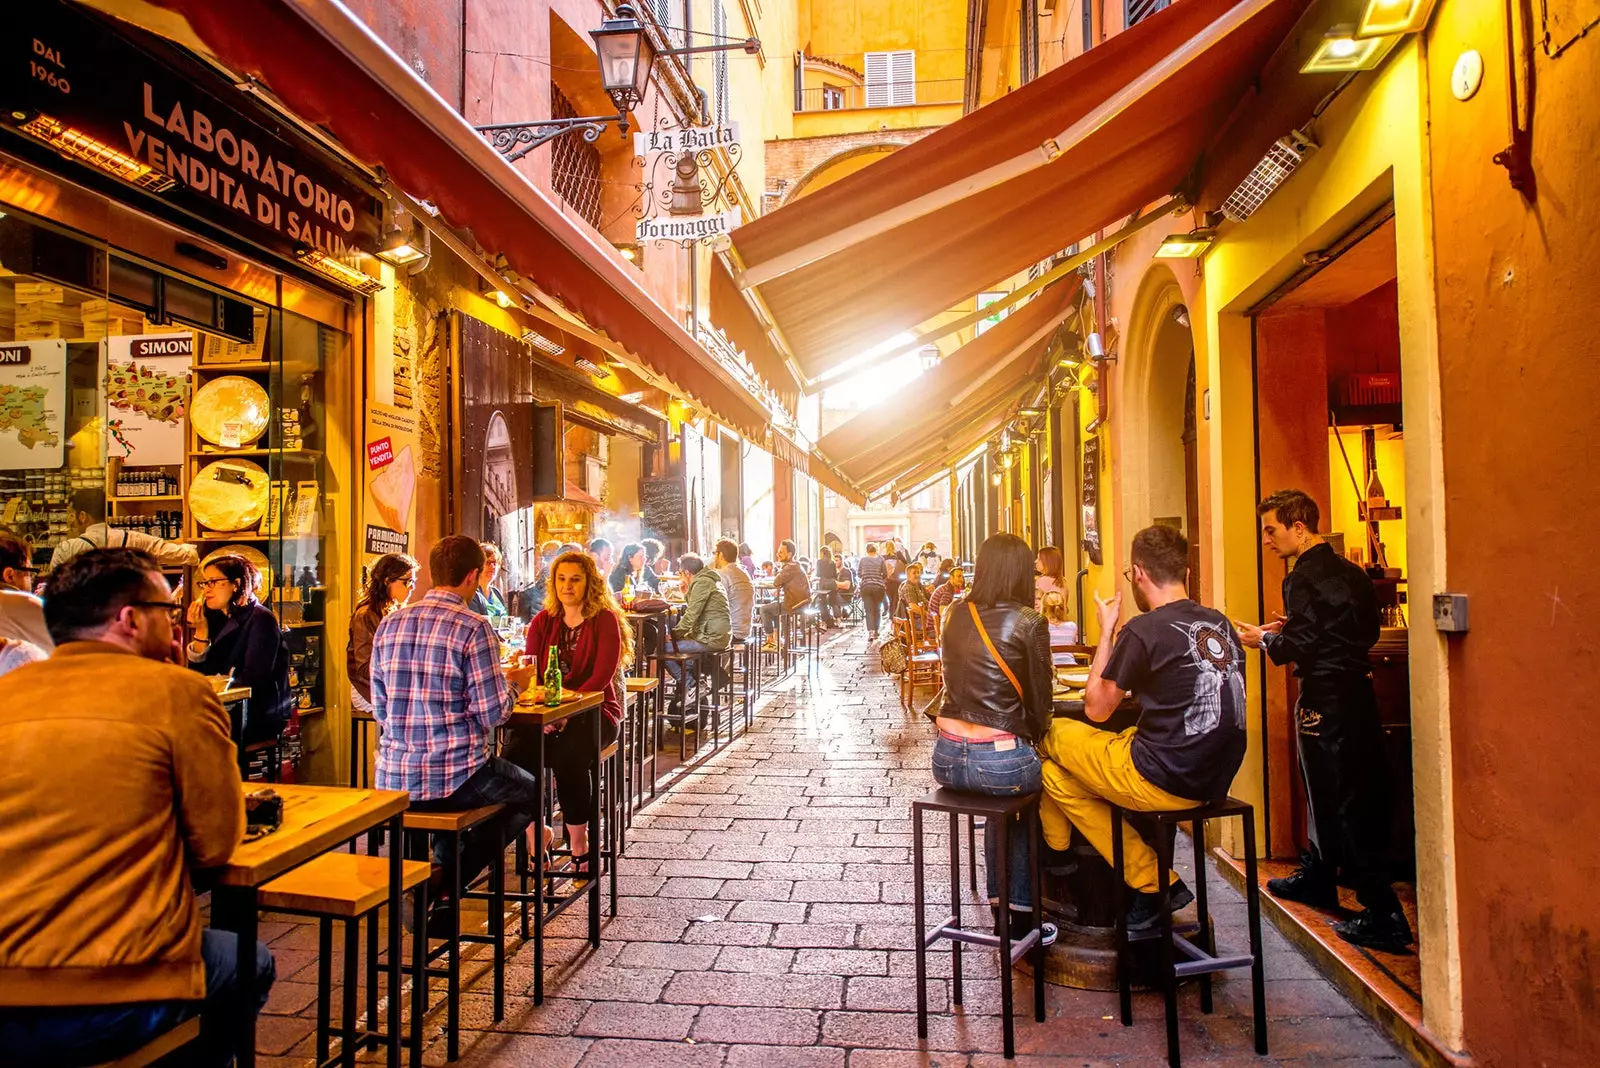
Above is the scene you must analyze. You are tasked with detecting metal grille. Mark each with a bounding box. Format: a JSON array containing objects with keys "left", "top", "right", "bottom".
[
  {"left": 550, "top": 83, "right": 604, "bottom": 230},
  {"left": 1221, "top": 135, "right": 1312, "bottom": 222},
  {"left": 1125, "top": 0, "right": 1170, "bottom": 26}
]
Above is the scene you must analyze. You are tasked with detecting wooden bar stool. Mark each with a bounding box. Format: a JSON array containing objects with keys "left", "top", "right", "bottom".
[
  {"left": 90, "top": 1018, "right": 200, "bottom": 1068},
  {"left": 258, "top": 853, "right": 430, "bottom": 1068},
  {"left": 349, "top": 709, "right": 376, "bottom": 788},
  {"left": 911, "top": 786, "right": 1046, "bottom": 1060},
  {"left": 599, "top": 735, "right": 623, "bottom": 916},
  {"left": 1110, "top": 797, "right": 1268, "bottom": 1068},
  {"left": 625, "top": 676, "right": 661, "bottom": 803},
  {"left": 402, "top": 805, "right": 507, "bottom": 1062}
]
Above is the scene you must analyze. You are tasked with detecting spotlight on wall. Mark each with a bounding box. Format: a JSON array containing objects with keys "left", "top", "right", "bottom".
[
  {"left": 1301, "top": 25, "right": 1396, "bottom": 74},
  {"left": 1085, "top": 332, "right": 1106, "bottom": 360},
  {"left": 1154, "top": 229, "right": 1216, "bottom": 259},
  {"left": 1356, "top": 0, "right": 1440, "bottom": 36},
  {"left": 1172, "top": 305, "right": 1191, "bottom": 329}
]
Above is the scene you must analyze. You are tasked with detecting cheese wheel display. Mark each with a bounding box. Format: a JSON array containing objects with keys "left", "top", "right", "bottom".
[
  {"left": 201, "top": 544, "right": 272, "bottom": 597},
  {"left": 189, "top": 458, "right": 269, "bottom": 531},
  {"left": 191, "top": 375, "right": 271, "bottom": 447}
]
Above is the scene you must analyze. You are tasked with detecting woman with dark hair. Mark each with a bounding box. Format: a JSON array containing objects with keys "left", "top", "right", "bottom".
[
  {"left": 518, "top": 551, "right": 634, "bottom": 873},
  {"left": 468, "top": 542, "right": 508, "bottom": 620},
  {"left": 609, "top": 542, "right": 657, "bottom": 595},
  {"left": 935, "top": 532, "right": 1057, "bottom": 944},
  {"left": 737, "top": 543, "right": 756, "bottom": 578},
  {"left": 348, "top": 553, "right": 419, "bottom": 714},
  {"left": 1035, "top": 545, "right": 1068, "bottom": 611},
  {"left": 642, "top": 538, "right": 670, "bottom": 580},
  {"left": 186, "top": 554, "right": 291, "bottom": 744}
]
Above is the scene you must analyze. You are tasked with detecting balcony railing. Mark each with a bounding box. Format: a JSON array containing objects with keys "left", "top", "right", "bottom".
[{"left": 795, "top": 79, "right": 963, "bottom": 113}]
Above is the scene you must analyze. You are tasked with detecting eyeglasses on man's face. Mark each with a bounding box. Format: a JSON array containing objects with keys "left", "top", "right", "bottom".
[{"left": 129, "top": 600, "right": 183, "bottom": 622}]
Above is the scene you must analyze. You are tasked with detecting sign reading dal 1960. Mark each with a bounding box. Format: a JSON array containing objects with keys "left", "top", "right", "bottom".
[{"left": 4, "top": 1, "right": 381, "bottom": 261}]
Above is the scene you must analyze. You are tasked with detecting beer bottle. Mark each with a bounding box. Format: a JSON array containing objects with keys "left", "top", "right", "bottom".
[{"left": 544, "top": 643, "right": 563, "bottom": 707}]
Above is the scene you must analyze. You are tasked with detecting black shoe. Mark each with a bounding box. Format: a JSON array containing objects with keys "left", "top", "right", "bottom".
[
  {"left": 1267, "top": 861, "right": 1339, "bottom": 909},
  {"left": 1332, "top": 908, "right": 1413, "bottom": 953},
  {"left": 1126, "top": 877, "right": 1196, "bottom": 932},
  {"left": 1041, "top": 844, "right": 1078, "bottom": 877},
  {"left": 424, "top": 901, "right": 459, "bottom": 939}
]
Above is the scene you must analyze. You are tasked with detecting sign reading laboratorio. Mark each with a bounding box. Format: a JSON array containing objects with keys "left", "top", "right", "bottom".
[
  {"left": 633, "top": 122, "right": 739, "bottom": 157},
  {"left": 4, "top": 2, "right": 382, "bottom": 261},
  {"left": 636, "top": 210, "right": 743, "bottom": 244},
  {"left": 363, "top": 402, "right": 418, "bottom": 559},
  {"left": 0, "top": 340, "right": 65, "bottom": 470},
  {"left": 105, "top": 333, "right": 193, "bottom": 466}
]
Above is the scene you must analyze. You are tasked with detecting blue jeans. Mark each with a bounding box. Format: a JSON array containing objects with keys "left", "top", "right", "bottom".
[
  {"left": 931, "top": 734, "right": 1042, "bottom": 908},
  {"left": 410, "top": 757, "right": 542, "bottom": 892},
  {"left": 0, "top": 928, "right": 275, "bottom": 1068},
  {"left": 861, "top": 587, "right": 885, "bottom": 635}
]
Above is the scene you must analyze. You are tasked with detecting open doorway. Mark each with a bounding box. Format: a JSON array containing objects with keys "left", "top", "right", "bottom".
[{"left": 1250, "top": 211, "right": 1420, "bottom": 1018}]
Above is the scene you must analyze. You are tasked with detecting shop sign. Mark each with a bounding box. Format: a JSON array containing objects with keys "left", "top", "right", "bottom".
[
  {"left": 635, "top": 209, "right": 742, "bottom": 245},
  {"left": 633, "top": 122, "right": 739, "bottom": 157},
  {"left": 4, "top": 2, "right": 382, "bottom": 262}
]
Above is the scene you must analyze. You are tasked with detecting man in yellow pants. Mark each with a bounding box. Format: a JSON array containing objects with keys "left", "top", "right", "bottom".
[{"left": 1039, "top": 525, "right": 1248, "bottom": 930}]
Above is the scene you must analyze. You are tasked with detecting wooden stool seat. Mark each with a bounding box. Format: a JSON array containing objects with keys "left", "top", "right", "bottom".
[
  {"left": 259, "top": 853, "right": 430, "bottom": 918},
  {"left": 403, "top": 804, "right": 502, "bottom": 834},
  {"left": 625, "top": 676, "right": 660, "bottom": 693},
  {"left": 600, "top": 741, "right": 620, "bottom": 762},
  {"left": 351, "top": 707, "right": 376, "bottom": 722},
  {"left": 91, "top": 1017, "right": 199, "bottom": 1068}
]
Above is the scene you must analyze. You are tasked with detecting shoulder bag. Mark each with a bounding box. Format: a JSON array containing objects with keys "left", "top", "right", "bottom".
[{"left": 968, "top": 602, "right": 1025, "bottom": 704}]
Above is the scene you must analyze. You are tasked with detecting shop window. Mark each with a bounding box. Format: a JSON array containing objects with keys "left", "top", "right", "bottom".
[
  {"left": 550, "top": 83, "right": 605, "bottom": 231},
  {"left": 864, "top": 51, "right": 915, "bottom": 107},
  {"left": 1125, "top": 0, "right": 1170, "bottom": 27}
]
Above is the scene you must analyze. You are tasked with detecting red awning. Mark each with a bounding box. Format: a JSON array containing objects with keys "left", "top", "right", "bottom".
[
  {"left": 147, "top": 0, "right": 775, "bottom": 439},
  {"left": 710, "top": 256, "right": 801, "bottom": 411},
  {"left": 729, "top": 0, "right": 1306, "bottom": 381},
  {"left": 817, "top": 277, "right": 1080, "bottom": 489}
]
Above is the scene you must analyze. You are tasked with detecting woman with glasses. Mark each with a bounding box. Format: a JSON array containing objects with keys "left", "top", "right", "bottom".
[
  {"left": 185, "top": 554, "right": 292, "bottom": 744},
  {"left": 348, "top": 553, "right": 419, "bottom": 716}
]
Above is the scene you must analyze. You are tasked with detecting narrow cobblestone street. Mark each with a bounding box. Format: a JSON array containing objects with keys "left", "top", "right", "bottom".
[{"left": 256, "top": 628, "right": 1407, "bottom": 1067}]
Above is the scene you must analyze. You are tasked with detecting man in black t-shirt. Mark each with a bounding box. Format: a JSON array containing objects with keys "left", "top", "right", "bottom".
[{"left": 1038, "top": 525, "right": 1247, "bottom": 930}]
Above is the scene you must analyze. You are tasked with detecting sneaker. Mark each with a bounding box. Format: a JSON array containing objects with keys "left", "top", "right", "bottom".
[
  {"left": 1126, "top": 877, "right": 1196, "bottom": 932},
  {"left": 1332, "top": 908, "right": 1414, "bottom": 953},
  {"left": 1267, "top": 859, "right": 1339, "bottom": 909},
  {"left": 989, "top": 906, "right": 1058, "bottom": 947}
]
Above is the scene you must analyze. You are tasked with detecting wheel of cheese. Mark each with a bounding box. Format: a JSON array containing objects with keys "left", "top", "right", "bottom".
[
  {"left": 191, "top": 376, "right": 271, "bottom": 447},
  {"left": 189, "top": 458, "right": 269, "bottom": 532}
]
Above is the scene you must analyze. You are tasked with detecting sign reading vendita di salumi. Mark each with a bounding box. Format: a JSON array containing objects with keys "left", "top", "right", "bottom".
[{"left": 3, "top": 1, "right": 381, "bottom": 262}]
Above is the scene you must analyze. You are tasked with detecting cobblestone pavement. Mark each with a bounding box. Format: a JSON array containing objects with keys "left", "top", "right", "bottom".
[{"left": 255, "top": 628, "right": 1407, "bottom": 1067}]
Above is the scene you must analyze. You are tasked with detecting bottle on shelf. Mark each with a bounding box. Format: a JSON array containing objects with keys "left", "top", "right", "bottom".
[{"left": 543, "top": 644, "right": 563, "bottom": 708}]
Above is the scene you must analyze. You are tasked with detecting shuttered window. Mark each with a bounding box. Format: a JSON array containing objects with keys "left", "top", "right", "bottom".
[
  {"left": 1125, "top": 0, "right": 1170, "bottom": 27},
  {"left": 864, "top": 50, "right": 915, "bottom": 107},
  {"left": 650, "top": 0, "right": 681, "bottom": 47}
]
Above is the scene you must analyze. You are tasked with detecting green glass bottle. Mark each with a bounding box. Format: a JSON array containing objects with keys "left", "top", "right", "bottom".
[{"left": 544, "top": 643, "right": 563, "bottom": 707}]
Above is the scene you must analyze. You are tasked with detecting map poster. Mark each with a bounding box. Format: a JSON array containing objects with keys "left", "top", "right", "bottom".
[
  {"left": 363, "top": 401, "right": 418, "bottom": 561},
  {"left": 0, "top": 340, "right": 66, "bottom": 470},
  {"left": 105, "top": 334, "right": 194, "bottom": 466}
]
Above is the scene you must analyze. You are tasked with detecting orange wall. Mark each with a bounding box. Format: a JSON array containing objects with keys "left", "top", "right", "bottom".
[{"left": 1426, "top": 1, "right": 1600, "bottom": 1062}]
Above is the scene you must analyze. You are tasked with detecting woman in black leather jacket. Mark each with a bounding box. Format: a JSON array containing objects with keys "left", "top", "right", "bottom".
[{"left": 935, "top": 532, "right": 1056, "bottom": 942}]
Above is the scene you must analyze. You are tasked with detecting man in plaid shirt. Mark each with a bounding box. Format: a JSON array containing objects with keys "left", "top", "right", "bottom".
[{"left": 373, "top": 535, "right": 539, "bottom": 930}]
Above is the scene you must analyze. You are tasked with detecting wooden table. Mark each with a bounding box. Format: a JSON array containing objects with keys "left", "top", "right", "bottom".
[
  {"left": 212, "top": 784, "right": 409, "bottom": 1068},
  {"left": 506, "top": 690, "right": 605, "bottom": 1004}
]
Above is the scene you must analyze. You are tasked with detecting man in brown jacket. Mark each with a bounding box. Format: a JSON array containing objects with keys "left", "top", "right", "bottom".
[{"left": 0, "top": 549, "right": 273, "bottom": 1066}]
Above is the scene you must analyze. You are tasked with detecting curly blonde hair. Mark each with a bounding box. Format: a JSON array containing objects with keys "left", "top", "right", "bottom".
[{"left": 543, "top": 550, "right": 635, "bottom": 666}]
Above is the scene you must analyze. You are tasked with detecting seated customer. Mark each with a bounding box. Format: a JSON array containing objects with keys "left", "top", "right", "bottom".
[
  {"left": 1039, "top": 589, "right": 1081, "bottom": 664},
  {"left": 664, "top": 553, "right": 732, "bottom": 707},
  {"left": 185, "top": 554, "right": 292, "bottom": 745},
  {"left": 518, "top": 551, "right": 632, "bottom": 874},
  {"left": 348, "top": 552, "right": 419, "bottom": 715},
  {"left": 1039, "top": 525, "right": 1247, "bottom": 929},
  {"left": 0, "top": 531, "right": 51, "bottom": 651},
  {"left": 925, "top": 564, "right": 966, "bottom": 634},
  {"left": 713, "top": 539, "right": 754, "bottom": 641},
  {"left": 935, "top": 533, "right": 1056, "bottom": 944},
  {"left": 467, "top": 542, "right": 509, "bottom": 620},
  {"left": 609, "top": 541, "right": 657, "bottom": 596},
  {"left": 373, "top": 535, "right": 541, "bottom": 930},
  {"left": 757, "top": 539, "right": 811, "bottom": 652},
  {"left": 0, "top": 548, "right": 271, "bottom": 1066}
]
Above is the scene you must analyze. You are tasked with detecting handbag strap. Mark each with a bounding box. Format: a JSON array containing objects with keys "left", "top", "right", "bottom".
[{"left": 968, "top": 602, "right": 1024, "bottom": 703}]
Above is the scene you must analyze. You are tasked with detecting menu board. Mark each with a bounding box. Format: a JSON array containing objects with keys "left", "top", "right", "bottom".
[{"left": 640, "top": 476, "right": 687, "bottom": 542}]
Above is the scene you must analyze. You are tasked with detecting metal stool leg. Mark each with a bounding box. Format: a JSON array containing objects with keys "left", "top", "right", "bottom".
[
  {"left": 1194, "top": 816, "right": 1214, "bottom": 1014},
  {"left": 949, "top": 811, "right": 963, "bottom": 1006},
  {"left": 1156, "top": 825, "right": 1180, "bottom": 1067},
  {"left": 409, "top": 881, "right": 427, "bottom": 1068},
  {"left": 1113, "top": 806, "right": 1132, "bottom": 1027},
  {"left": 996, "top": 809, "right": 1015, "bottom": 1060},
  {"left": 968, "top": 815, "right": 978, "bottom": 894},
  {"left": 913, "top": 803, "right": 928, "bottom": 1039},
  {"left": 316, "top": 918, "right": 332, "bottom": 1066},
  {"left": 341, "top": 916, "right": 359, "bottom": 1068},
  {"left": 1030, "top": 804, "right": 1045, "bottom": 1023},
  {"left": 1244, "top": 807, "right": 1268, "bottom": 1055}
]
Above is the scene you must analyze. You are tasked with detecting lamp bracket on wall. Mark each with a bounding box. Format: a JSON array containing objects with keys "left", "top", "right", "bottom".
[{"left": 474, "top": 114, "right": 623, "bottom": 162}]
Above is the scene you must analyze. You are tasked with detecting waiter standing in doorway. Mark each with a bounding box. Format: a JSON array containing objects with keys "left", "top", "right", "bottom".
[{"left": 1236, "top": 488, "right": 1413, "bottom": 953}]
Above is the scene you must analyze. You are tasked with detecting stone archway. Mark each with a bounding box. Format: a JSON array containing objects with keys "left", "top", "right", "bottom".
[
  {"left": 784, "top": 141, "right": 908, "bottom": 205},
  {"left": 1118, "top": 265, "right": 1201, "bottom": 592}
]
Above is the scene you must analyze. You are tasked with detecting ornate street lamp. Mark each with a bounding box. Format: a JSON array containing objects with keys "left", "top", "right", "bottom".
[{"left": 475, "top": 4, "right": 758, "bottom": 162}]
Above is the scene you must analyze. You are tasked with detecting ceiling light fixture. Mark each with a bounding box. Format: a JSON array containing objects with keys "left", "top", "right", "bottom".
[
  {"left": 1154, "top": 228, "right": 1217, "bottom": 259},
  {"left": 1221, "top": 131, "right": 1317, "bottom": 222},
  {"left": 293, "top": 246, "right": 384, "bottom": 295},
  {"left": 1301, "top": 25, "right": 1395, "bottom": 74},
  {"left": 1356, "top": 0, "right": 1440, "bottom": 37},
  {"left": 619, "top": 246, "right": 638, "bottom": 261}
]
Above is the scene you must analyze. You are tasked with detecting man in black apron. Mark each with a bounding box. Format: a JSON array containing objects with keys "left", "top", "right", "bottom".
[{"left": 1236, "top": 489, "right": 1412, "bottom": 953}]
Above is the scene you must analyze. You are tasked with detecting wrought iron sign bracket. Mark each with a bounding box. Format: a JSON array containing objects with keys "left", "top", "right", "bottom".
[{"left": 474, "top": 114, "right": 623, "bottom": 162}]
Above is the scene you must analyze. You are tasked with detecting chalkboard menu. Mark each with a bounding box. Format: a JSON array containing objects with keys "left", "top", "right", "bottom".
[
  {"left": 640, "top": 477, "right": 687, "bottom": 542},
  {"left": 1081, "top": 435, "right": 1102, "bottom": 566}
]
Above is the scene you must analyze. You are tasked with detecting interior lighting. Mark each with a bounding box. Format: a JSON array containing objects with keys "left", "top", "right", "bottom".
[
  {"left": 293, "top": 245, "right": 384, "bottom": 295},
  {"left": 14, "top": 111, "right": 176, "bottom": 193},
  {"left": 1356, "top": 0, "right": 1439, "bottom": 37},
  {"left": 619, "top": 246, "right": 638, "bottom": 261},
  {"left": 1154, "top": 228, "right": 1217, "bottom": 259},
  {"left": 1002, "top": 452, "right": 1015, "bottom": 469},
  {"left": 494, "top": 290, "right": 514, "bottom": 308},
  {"left": 1221, "top": 132, "right": 1316, "bottom": 222},
  {"left": 1301, "top": 26, "right": 1394, "bottom": 74},
  {"left": 375, "top": 240, "right": 424, "bottom": 266},
  {"left": 1016, "top": 408, "right": 1044, "bottom": 418}
]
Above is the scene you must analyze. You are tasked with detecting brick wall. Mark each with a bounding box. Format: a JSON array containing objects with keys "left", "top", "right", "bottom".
[{"left": 763, "top": 128, "right": 940, "bottom": 208}]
